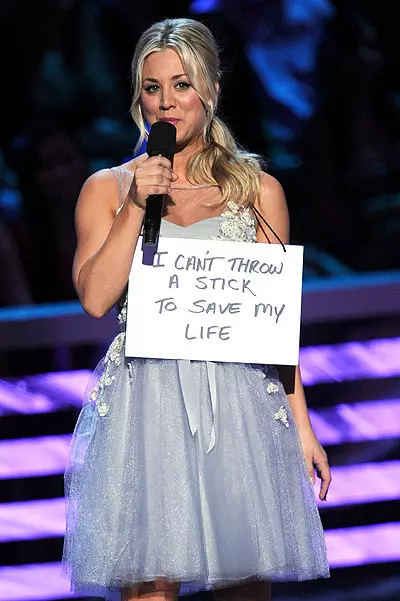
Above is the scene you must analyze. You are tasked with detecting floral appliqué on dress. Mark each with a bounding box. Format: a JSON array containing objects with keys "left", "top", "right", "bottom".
[
  {"left": 213, "top": 200, "right": 257, "bottom": 243},
  {"left": 89, "top": 332, "right": 125, "bottom": 416},
  {"left": 267, "top": 381, "right": 279, "bottom": 394},
  {"left": 274, "top": 406, "right": 289, "bottom": 428},
  {"left": 117, "top": 296, "right": 127, "bottom": 326}
]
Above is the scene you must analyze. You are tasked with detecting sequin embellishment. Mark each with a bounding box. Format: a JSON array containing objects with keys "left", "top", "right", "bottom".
[
  {"left": 118, "top": 297, "right": 127, "bottom": 325},
  {"left": 89, "top": 332, "right": 125, "bottom": 416},
  {"left": 274, "top": 406, "right": 289, "bottom": 428},
  {"left": 267, "top": 381, "right": 279, "bottom": 394},
  {"left": 97, "top": 402, "right": 110, "bottom": 417},
  {"left": 213, "top": 200, "right": 257, "bottom": 243}
]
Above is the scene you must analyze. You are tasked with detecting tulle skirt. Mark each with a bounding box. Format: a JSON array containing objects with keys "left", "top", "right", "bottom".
[{"left": 63, "top": 333, "right": 329, "bottom": 597}]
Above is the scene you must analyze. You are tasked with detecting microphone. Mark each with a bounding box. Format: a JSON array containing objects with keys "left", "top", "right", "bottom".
[{"left": 143, "top": 121, "right": 176, "bottom": 247}]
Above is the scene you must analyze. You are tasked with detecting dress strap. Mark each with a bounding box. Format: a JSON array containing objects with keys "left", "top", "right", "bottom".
[{"left": 110, "top": 166, "right": 125, "bottom": 214}]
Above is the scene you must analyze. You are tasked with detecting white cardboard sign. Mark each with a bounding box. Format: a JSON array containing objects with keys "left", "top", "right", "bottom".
[{"left": 125, "top": 238, "right": 304, "bottom": 365}]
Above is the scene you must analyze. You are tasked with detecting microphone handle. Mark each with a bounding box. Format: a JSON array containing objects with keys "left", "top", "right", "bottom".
[{"left": 143, "top": 194, "right": 164, "bottom": 247}]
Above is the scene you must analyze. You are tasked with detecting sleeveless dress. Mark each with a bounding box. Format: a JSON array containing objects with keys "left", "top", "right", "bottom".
[{"left": 63, "top": 166, "right": 329, "bottom": 597}]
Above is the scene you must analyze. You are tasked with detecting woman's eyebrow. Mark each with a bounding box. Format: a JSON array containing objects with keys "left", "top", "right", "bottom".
[{"left": 143, "top": 74, "right": 187, "bottom": 83}]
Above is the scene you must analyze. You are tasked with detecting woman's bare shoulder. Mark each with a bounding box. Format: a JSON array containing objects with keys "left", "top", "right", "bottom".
[
  {"left": 255, "top": 171, "right": 289, "bottom": 244},
  {"left": 255, "top": 171, "right": 287, "bottom": 211},
  {"left": 259, "top": 171, "right": 284, "bottom": 195},
  {"left": 78, "top": 168, "right": 114, "bottom": 201},
  {"left": 78, "top": 155, "right": 146, "bottom": 214},
  {"left": 76, "top": 169, "right": 119, "bottom": 219}
]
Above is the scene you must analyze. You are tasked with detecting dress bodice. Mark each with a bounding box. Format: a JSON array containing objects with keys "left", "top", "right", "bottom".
[
  {"left": 111, "top": 164, "right": 257, "bottom": 244},
  {"left": 160, "top": 216, "right": 225, "bottom": 240}
]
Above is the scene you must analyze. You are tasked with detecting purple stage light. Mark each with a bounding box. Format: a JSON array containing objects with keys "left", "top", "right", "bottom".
[
  {"left": 315, "top": 461, "right": 400, "bottom": 507},
  {"left": 0, "top": 562, "right": 73, "bottom": 601},
  {"left": 0, "top": 370, "right": 90, "bottom": 416},
  {"left": 300, "top": 338, "right": 400, "bottom": 385},
  {"left": 31, "top": 370, "right": 91, "bottom": 403},
  {"left": 325, "top": 522, "right": 400, "bottom": 568},
  {"left": 0, "top": 435, "right": 71, "bottom": 479},
  {"left": 0, "top": 380, "right": 55, "bottom": 416},
  {"left": 309, "top": 398, "right": 400, "bottom": 445},
  {"left": 0, "top": 498, "right": 65, "bottom": 542}
]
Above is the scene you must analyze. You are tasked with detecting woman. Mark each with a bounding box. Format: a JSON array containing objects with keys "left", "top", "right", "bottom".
[{"left": 63, "top": 18, "right": 331, "bottom": 601}]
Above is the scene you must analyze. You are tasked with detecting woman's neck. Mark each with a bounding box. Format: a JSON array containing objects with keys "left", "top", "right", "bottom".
[{"left": 173, "top": 138, "right": 205, "bottom": 182}]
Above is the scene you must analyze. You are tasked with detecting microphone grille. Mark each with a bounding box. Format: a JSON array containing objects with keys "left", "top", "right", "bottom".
[{"left": 147, "top": 122, "right": 176, "bottom": 161}]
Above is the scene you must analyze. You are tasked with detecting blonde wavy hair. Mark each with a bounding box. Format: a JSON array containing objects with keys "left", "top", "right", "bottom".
[{"left": 130, "top": 18, "right": 263, "bottom": 207}]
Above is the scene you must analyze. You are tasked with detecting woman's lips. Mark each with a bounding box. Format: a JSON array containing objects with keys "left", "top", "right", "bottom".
[{"left": 159, "top": 118, "right": 181, "bottom": 125}]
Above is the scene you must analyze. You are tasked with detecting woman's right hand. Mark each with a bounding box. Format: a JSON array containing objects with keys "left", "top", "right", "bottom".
[{"left": 128, "top": 156, "right": 174, "bottom": 210}]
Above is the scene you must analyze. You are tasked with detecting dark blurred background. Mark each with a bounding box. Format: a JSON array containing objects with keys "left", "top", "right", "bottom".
[{"left": 1, "top": 0, "right": 399, "bottom": 307}]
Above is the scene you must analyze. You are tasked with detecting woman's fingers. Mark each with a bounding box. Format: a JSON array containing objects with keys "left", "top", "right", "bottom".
[
  {"left": 136, "top": 165, "right": 172, "bottom": 184},
  {"left": 306, "top": 455, "right": 315, "bottom": 485},
  {"left": 299, "top": 430, "right": 332, "bottom": 501},
  {"left": 314, "top": 452, "right": 332, "bottom": 501},
  {"left": 145, "top": 155, "right": 172, "bottom": 168},
  {"left": 133, "top": 157, "right": 174, "bottom": 205}
]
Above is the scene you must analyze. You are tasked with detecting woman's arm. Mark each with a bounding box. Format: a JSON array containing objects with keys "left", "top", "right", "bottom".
[
  {"left": 73, "top": 156, "right": 173, "bottom": 318},
  {"left": 286, "top": 367, "right": 331, "bottom": 501},
  {"left": 255, "top": 172, "right": 332, "bottom": 501}
]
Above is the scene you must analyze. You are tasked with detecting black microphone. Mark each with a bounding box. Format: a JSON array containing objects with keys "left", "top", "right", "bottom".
[{"left": 143, "top": 121, "right": 176, "bottom": 247}]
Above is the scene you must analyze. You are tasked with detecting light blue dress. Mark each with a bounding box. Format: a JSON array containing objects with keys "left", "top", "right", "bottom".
[{"left": 63, "top": 167, "right": 329, "bottom": 597}]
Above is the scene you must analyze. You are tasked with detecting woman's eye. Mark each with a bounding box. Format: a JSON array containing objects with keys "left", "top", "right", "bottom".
[
  {"left": 144, "top": 85, "right": 159, "bottom": 93},
  {"left": 176, "top": 81, "right": 191, "bottom": 90}
]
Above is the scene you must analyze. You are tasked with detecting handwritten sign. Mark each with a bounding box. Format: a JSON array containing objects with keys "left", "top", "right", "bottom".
[{"left": 125, "top": 238, "right": 304, "bottom": 365}]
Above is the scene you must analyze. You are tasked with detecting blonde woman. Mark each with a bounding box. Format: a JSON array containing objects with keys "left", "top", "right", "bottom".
[{"left": 63, "top": 18, "right": 331, "bottom": 601}]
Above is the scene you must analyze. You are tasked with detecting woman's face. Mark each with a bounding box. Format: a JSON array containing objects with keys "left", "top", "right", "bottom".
[{"left": 140, "top": 49, "right": 207, "bottom": 151}]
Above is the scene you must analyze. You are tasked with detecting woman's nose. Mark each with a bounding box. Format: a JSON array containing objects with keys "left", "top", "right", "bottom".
[{"left": 160, "top": 89, "right": 175, "bottom": 111}]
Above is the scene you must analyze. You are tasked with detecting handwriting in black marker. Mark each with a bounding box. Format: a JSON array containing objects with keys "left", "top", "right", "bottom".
[
  {"left": 194, "top": 276, "right": 256, "bottom": 296},
  {"left": 228, "top": 257, "right": 283, "bottom": 275},
  {"left": 153, "top": 251, "right": 168, "bottom": 268},
  {"left": 188, "top": 300, "right": 242, "bottom": 315},
  {"left": 174, "top": 252, "right": 225, "bottom": 272},
  {"left": 185, "top": 324, "right": 231, "bottom": 341},
  {"left": 154, "top": 297, "right": 177, "bottom": 314},
  {"left": 169, "top": 274, "right": 179, "bottom": 289},
  {"left": 254, "top": 303, "right": 285, "bottom": 323}
]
